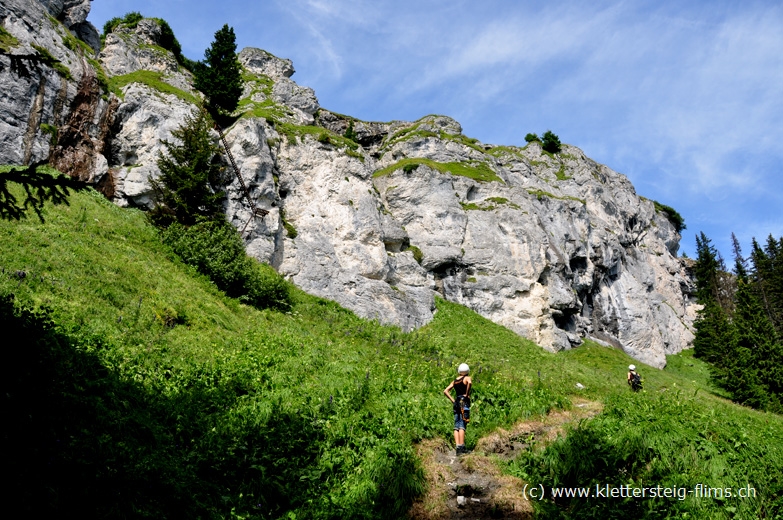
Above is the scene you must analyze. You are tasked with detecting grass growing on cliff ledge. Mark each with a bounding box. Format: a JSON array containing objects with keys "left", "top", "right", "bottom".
[
  {"left": 1, "top": 179, "right": 781, "bottom": 518},
  {"left": 31, "top": 44, "right": 72, "bottom": 80},
  {"left": 0, "top": 26, "right": 20, "bottom": 53},
  {"left": 107, "top": 70, "right": 198, "bottom": 105},
  {"left": 373, "top": 157, "right": 502, "bottom": 183}
]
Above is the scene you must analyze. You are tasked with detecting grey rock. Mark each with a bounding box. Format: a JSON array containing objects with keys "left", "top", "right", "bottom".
[
  {"left": 101, "top": 24, "right": 179, "bottom": 77},
  {"left": 71, "top": 21, "right": 100, "bottom": 55},
  {"left": 38, "top": 0, "right": 65, "bottom": 17},
  {"left": 60, "top": 0, "right": 91, "bottom": 28},
  {"left": 0, "top": 0, "right": 85, "bottom": 165},
  {"left": 220, "top": 117, "right": 280, "bottom": 263},
  {"left": 238, "top": 47, "right": 295, "bottom": 79},
  {"left": 107, "top": 83, "right": 196, "bottom": 207},
  {"left": 316, "top": 109, "right": 394, "bottom": 147},
  {"left": 271, "top": 78, "right": 319, "bottom": 124},
  {"left": 0, "top": 5, "right": 699, "bottom": 368}
]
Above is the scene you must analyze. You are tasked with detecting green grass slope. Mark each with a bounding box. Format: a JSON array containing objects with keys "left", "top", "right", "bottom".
[{"left": 1, "top": 181, "right": 781, "bottom": 519}]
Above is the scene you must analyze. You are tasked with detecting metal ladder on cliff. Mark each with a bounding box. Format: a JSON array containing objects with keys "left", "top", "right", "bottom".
[{"left": 212, "top": 121, "right": 269, "bottom": 235}]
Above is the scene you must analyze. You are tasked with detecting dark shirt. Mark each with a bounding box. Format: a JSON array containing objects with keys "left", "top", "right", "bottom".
[{"left": 454, "top": 376, "right": 471, "bottom": 396}]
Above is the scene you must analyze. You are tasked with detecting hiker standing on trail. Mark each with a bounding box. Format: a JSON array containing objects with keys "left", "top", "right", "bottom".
[
  {"left": 444, "top": 363, "right": 472, "bottom": 455},
  {"left": 627, "top": 364, "right": 642, "bottom": 392}
]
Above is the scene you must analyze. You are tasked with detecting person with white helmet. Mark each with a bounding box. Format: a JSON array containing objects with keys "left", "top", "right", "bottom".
[
  {"left": 443, "top": 363, "right": 472, "bottom": 454},
  {"left": 627, "top": 364, "right": 642, "bottom": 391}
]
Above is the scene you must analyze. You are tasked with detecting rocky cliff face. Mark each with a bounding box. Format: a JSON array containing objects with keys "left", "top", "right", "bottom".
[{"left": 0, "top": 0, "right": 699, "bottom": 368}]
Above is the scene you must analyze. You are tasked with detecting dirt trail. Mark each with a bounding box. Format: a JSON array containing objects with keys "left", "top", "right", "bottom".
[{"left": 409, "top": 399, "right": 602, "bottom": 519}]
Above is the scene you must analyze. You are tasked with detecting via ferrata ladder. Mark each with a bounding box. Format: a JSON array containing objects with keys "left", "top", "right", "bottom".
[{"left": 213, "top": 121, "right": 269, "bottom": 235}]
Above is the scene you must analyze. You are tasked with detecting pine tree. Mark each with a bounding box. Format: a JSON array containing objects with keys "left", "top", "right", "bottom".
[
  {"left": 731, "top": 275, "right": 783, "bottom": 412},
  {"left": 758, "top": 235, "right": 783, "bottom": 335},
  {"left": 693, "top": 300, "right": 735, "bottom": 365},
  {"left": 731, "top": 233, "right": 748, "bottom": 280},
  {"left": 541, "top": 130, "right": 562, "bottom": 154},
  {"left": 193, "top": 24, "right": 243, "bottom": 114},
  {"left": 693, "top": 232, "right": 726, "bottom": 305},
  {"left": 150, "top": 110, "right": 225, "bottom": 226},
  {"left": 694, "top": 232, "right": 783, "bottom": 413}
]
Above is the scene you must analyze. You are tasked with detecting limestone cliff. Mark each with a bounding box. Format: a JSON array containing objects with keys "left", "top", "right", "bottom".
[{"left": 0, "top": 0, "right": 699, "bottom": 367}]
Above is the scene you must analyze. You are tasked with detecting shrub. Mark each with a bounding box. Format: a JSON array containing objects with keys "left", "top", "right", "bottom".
[
  {"left": 653, "top": 200, "right": 686, "bottom": 233},
  {"left": 524, "top": 133, "right": 540, "bottom": 143},
  {"left": 102, "top": 11, "right": 143, "bottom": 36},
  {"left": 406, "top": 245, "right": 423, "bottom": 264},
  {"left": 102, "top": 13, "right": 195, "bottom": 70},
  {"left": 541, "top": 130, "right": 562, "bottom": 154},
  {"left": 161, "top": 220, "right": 291, "bottom": 310},
  {"left": 344, "top": 119, "right": 359, "bottom": 142}
]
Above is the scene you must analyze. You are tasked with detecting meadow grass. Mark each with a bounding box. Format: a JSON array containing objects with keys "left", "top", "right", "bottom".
[{"left": 1, "top": 179, "right": 781, "bottom": 518}]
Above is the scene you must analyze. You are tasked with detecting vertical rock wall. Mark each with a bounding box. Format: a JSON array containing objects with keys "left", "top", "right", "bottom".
[{"left": 0, "top": 2, "right": 698, "bottom": 368}]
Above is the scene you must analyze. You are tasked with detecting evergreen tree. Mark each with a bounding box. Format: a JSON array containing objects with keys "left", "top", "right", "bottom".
[
  {"left": 693, "top": 232, "right": 732, "bottom": 364},
  {"left": 695, "top": 232, "right": 720, "bottom": 301},
  {"left": 752, "top": 235, "right": 783, "bottom": 336},
  {"left": 694, "top": 231, "right": 783, "bottom": 413},
  {"left": 731, "top": 275, "right": 783, "bottom": 412},
  {"left": 150, "top": 110, "right": 225, "bottom": 226},
  {"left": 541, "top": 130, "right": 562, "bottom": 154},
  {"left": 193, "top": 24, "right": 243, "bottom": 114},
  {"left": 693, "top": 300, "right": 735, "bottom": 365},
  {"left": 731, "top": 233, "right": 748, "bottom": 281}
]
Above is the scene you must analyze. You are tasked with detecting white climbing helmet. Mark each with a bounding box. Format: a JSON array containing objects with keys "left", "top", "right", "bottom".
[
  {"left": 629, "top": 365, "right": 636, "bottom": 371},
  {"left": 458, "top": 363, "right": 470, "bottom": 374}
]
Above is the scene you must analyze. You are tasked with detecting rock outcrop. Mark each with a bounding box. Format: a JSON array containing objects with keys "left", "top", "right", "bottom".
[{"left": 0, "top": 0, "right": 699, "bottom": 368}]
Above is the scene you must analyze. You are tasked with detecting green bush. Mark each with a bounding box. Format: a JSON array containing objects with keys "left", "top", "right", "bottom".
[
  {"left": 344, "top": 119, "right": 359, "bottom": 142},
  {"left": 542, "top": 130, "right": 562, "bottom": 154},
  {"left": 524, "top": 132, "right": 541, "bottom": 143},
  {"left": 102, "top": 11, "right": 143, "bottom": 36},
  {"left": 406, "top": 244, "right": 424, "bottom": 264},
  {"left": 102, "top": 13, "right": 194, "bottom": 70},
  {"left": 653, "top": 200, "right": 686, "bottom": 233},
  {"left": 161, "top": 220, "right": 291, "bottom": 311}
]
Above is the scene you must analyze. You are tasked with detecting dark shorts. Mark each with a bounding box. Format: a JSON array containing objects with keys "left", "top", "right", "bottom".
[{"left": 454, "top": 408, "right": 470, "bottom": 430}]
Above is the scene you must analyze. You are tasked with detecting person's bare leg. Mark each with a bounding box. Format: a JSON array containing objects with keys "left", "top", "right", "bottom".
[
  {"left": 457, "top": 429, "right": 465, "bottom": 445},
  {"left": 454, "top": 429, "right": 460, "bottom": 446}
]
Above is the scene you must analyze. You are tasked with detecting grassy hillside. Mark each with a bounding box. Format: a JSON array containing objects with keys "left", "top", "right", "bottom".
[{"left": 1, "top": 179, "right": 781, "bottom": 519}]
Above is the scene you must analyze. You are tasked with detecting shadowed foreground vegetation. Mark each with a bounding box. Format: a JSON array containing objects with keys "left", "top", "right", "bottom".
[{"left": 1, "top": 182, "right": 782, "bottom": 519}]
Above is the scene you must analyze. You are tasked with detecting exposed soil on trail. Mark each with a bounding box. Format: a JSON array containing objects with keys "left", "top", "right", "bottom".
[{"left": 409, "top": 399, "right": 602, "bottom": 519}]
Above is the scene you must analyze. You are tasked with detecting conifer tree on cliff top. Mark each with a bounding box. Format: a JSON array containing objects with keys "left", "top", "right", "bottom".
[{"left": 194, "top": 24, "right": 243, "bottom": 114}]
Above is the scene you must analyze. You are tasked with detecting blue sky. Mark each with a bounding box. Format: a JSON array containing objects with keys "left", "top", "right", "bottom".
[{"left": 89, "top": 0, "right": 783, "bottom": 259}]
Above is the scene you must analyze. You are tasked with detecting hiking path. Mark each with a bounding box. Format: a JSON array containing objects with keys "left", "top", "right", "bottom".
[{"left": 409, "top": 398, "right": 603, "bottom": 519}]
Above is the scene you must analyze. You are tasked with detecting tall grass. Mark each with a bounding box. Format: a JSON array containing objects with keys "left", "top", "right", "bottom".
[
  {"left": 507, "top": 391, "right": 783, "bottom": 519},
  {"left": 1, "top": 181, "right": 781, "bottom": 518},
  {"left": 0, "top": 184, "right": 566, "bottom": 518}
]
